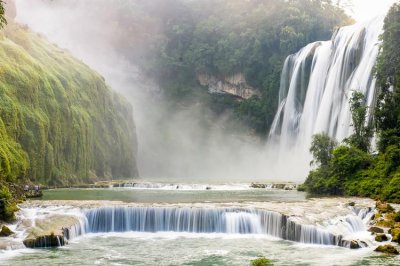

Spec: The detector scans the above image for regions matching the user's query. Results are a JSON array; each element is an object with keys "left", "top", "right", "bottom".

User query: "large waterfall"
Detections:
[{"left": 268, "top": 17, "right": 384, "bottom": 180}]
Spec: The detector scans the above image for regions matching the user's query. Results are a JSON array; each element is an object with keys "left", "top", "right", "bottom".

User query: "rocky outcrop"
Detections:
[
  {"left": 23, "top": 215, "right": 81, "bottom": 248},
  {"left": 197, "top": 72, "right": 260, "bottom": 100}
]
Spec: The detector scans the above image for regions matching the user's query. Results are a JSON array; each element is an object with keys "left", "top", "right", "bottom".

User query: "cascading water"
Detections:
[
  {"left": 268, "top": 17, "right": 384, "bottom": 180},
  {"left": 62, "top": 206, "right": 373, "bottom": 248}
]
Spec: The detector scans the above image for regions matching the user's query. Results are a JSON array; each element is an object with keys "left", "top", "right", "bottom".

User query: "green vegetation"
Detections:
[
  {"left": 143, "top": 0, "right": 351, "bottom": 134},
  {"left": 302, "top": 2, "right": 400, "bottom": 203},
  {"left": 250, "top": 257, "right": 273, "bottom": 266},
  {"left": 0, "top": 1, "right": 6, "bottom": 28},
  {"left": 0, "top": 20, "right": 138, "bottom": 220}
]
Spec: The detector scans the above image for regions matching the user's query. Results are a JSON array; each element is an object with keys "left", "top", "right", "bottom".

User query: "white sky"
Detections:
[{"left": 348, "top": 0, "right": 398, "bottom": 21}]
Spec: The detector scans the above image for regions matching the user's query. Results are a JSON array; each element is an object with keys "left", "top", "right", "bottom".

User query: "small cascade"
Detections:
[
  {"left": 63, "top": 216, "right": 88, "bottom": 240},
  {"left": 81, "top": 207, "right": 350, "bottom": 247},
  {"left": 16, "top": 205, "right": 376, "bottom": 249},
  {"left": 225, "top": 212, "right": 262, "bottom": 234}
]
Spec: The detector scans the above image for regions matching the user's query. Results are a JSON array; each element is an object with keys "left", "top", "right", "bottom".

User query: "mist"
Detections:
[{"left": 14, "top": 0, "right": 304, "bottom": 183}]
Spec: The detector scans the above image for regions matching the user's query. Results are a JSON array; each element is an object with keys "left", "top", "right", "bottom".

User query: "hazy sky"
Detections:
[{"left": 350, "top": 0, "right": 397, "bottom": 21}]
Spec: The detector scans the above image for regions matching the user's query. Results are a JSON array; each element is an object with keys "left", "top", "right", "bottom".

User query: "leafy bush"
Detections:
[{"left": 251, "top": 257, "right": 273, "bottom": 266}]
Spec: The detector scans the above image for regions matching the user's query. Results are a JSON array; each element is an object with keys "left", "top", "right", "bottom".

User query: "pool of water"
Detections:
[
  {"left": 2, "top": 232, "right": 398, "bottom": 266},
  {"left": 38, "top": 188, "right": 307, "bottom": 203}
]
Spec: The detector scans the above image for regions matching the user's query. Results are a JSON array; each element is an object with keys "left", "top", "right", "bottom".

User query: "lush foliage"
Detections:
[
  {"left": 309, "top": 133, "right": 337, "bottom": 166},
  {"left": 375, "top": 2, "right": 400, "bottom": 153},
  {"left": 0, "top": 23, "right": 138, "bottom": 189},
  {"left": 345, "top": 91, "right": 372, "bottom": 151},
  {"left": 0, "top": 1, "right": 6, "bottom": 29}
]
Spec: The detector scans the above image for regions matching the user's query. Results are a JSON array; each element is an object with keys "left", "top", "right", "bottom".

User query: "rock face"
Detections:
[
  {"left": 0, "top": 225, "right": 14, "bottom": 237},
  {"left": 197, "top": 72, "right": 260, "bottom": 100},
  {"left": 375, "top": 244, "right": 399, "bottom": 255},
  {"left": 23, "top": 215, "right": 80, "bottom": 248}
]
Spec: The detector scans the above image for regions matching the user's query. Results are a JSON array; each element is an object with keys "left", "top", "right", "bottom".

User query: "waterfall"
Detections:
[
  {"left": 60, "top": 206, "right": 373, "bottom": 247},
  {"left": 268, "top": 17, "right": 384, "bottom": 180}
]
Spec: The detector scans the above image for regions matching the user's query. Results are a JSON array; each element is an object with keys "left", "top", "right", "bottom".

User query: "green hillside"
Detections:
[{"left": 0, "top": 22, "right": 138, "bottom": 190}]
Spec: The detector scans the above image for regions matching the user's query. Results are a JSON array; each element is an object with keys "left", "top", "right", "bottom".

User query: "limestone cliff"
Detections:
[{"left": 197, "top": 73, "right": 260, "bottom": 100}]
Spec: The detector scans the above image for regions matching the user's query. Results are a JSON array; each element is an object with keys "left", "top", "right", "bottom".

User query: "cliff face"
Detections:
[
  {"left": 0, "top": 22, "right": 138, "bottom": 185},
  {"left": 197, "top": 73, "right": 260, "bottom": 100}
]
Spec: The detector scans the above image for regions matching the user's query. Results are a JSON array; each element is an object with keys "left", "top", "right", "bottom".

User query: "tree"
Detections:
[
  {"left": 309, "top": 133, "right": 337, "bottom": 166},
  {"left": 375, "top": 3, "right": 400, "bottom": 152},
  {"left": 0, "top": 0, "right": 6, "bottom": 29},
  {"left": 346, "top": 91, "right": 372, "bottom": 152}
]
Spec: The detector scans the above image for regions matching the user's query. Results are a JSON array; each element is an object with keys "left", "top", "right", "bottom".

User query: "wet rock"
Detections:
[
  {"left": 350, "top": 240, "right": 361, "bottom": 249},
  {"left": 376, "top": 201, "right": 394, "bottom": 213},
  {"left": 374, "top": 244, "right": 399, "bottom": 255},
  {"left": 347, "top": 202, "right": 356, "bottom": 207},
  {"left": 369, "top": 226, "right": 384, "bottom": 234},
  {"left": 251, "top": 183, "right": 266, "bottom": 189},
  {"left": 0, "top": 225, "right": 14, "bottom": 237},
  {"left": 23, "top": 232, "right": 66, "bottom": 248},
  {"left": 375, "top": 233, "right": 389, "bottom": 242}
]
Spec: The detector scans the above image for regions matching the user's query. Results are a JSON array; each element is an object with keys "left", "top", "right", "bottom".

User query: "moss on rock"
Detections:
[
  {"left": 390, "top": 227, "right": 400, "bottom": 243},
  {"left": 0, "top": 225, "right": 14, "bottom": 236},
  {"left": 375, "top": 233, "right": 389, "bottom": 242},
  {"left": 375, "top": 244, "right": 399, "bottom": 255}
]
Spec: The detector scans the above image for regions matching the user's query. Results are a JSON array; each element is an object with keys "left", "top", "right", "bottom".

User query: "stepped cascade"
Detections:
[
  {"left": 60, "top": 206, "right": 373, "bottom": 248},
  {"left": 268, "top": 17, "right": 384, "bottom": 178}
]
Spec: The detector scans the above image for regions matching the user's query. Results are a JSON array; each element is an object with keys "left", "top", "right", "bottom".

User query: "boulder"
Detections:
[
  {"left": 23, "top": 214, "right": 80, "bottom": 249},
  {"left": 350, "top": 240, "right": 361, "bottom": 249},
  {"left": 0, "top": 225, "right": 14, "bottom": 237},
  {"left": 369, "top": 226, "right": 384, "bottom": 234},
  {"left": 375, "top": 233, "right": 389, "bottom": 242},
  {"left": 375, "top": 244, "right": 399, "bottom": 255}
]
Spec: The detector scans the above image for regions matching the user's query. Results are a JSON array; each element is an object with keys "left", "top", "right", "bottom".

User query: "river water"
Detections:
[{"left": 1, "top": 186, "right": 399, "bottom": 266}]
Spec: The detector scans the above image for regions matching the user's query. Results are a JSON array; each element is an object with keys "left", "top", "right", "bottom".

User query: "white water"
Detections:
[
  {"left": 268, "top": 17, "right": 384, "bottom": 180},
  {"left": 2, "top": 198, "right": 395, "bottom": 265},
  {"left": 62, "top": 206, "right": 375, "bottom": 248}
]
